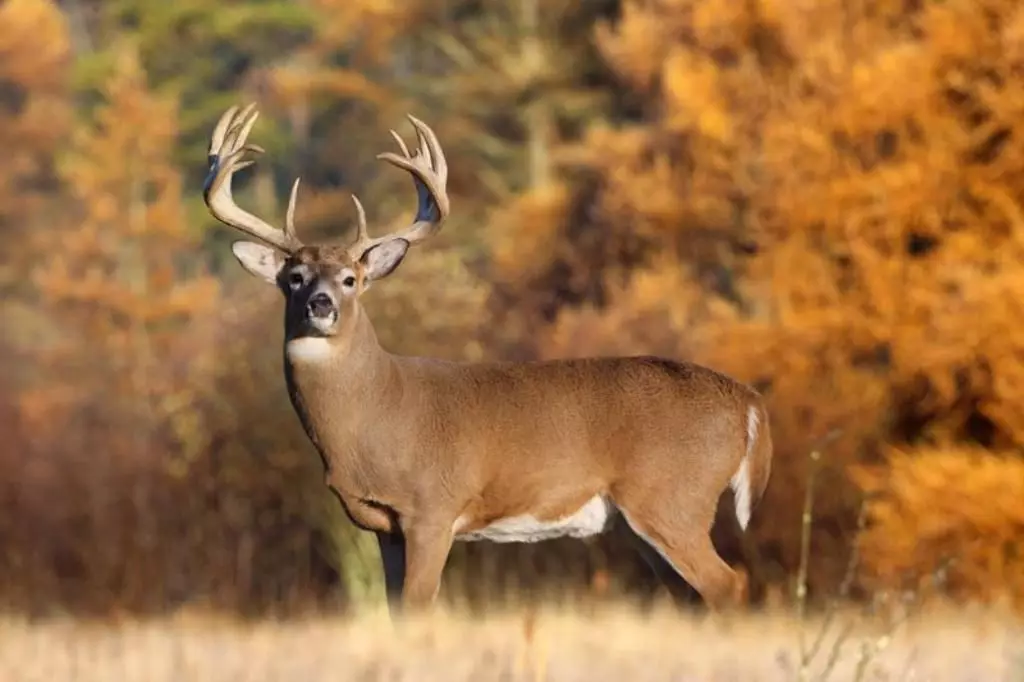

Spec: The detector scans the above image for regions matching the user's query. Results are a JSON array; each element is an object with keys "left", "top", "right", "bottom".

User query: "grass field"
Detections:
[{"left": 1, "top": 603, "right": 1020, "bottom": 682}]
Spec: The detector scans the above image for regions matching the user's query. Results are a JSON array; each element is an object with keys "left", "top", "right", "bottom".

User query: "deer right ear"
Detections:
[
  {"left": 360, "top": 238, "right": 410, "bottom": 282},
  {"left": 231, "top": 241, "right": 286, "bottom": 284}
]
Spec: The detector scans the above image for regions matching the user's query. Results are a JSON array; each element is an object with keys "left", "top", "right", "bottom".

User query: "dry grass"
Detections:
[{"left": 1, "top": 603, "right": 1020, "bottom": 682}]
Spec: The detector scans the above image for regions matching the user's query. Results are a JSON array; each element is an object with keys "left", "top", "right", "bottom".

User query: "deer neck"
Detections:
[{"left": 282, "top": 303, "right": 400, "bottom": 451}]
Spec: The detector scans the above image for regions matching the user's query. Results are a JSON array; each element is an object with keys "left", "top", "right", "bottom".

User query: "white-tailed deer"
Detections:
[{"left": 203, "top": 104, "right": 773, "bottom": 614}]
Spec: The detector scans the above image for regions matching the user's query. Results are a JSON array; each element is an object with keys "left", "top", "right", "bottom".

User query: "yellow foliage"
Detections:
[
  {"left": 33, "top": 46, "right": 219, "bottom": 407},
  {"left": 490, "top": 0, "right": 1024, "bottom": 601},
  {"left": 543, "top": 262, "right": 708, "bottom": 361},
  {"left": 662, "top": 48, "right": 734, "bottom": 144},
  {"left": 490, "top": 183, "right": 572, "bottom": 282},
  {"left": 0, "top": 0, "right": 71, "bottom": 291},
  {"left": 8, "top": 0, "right": 1024, "bottom": 616},
  {"left": 305, "top": 0, "right": 413, "bottom": 62},
  {"left": 0, "top": 44, "right": 352, "bottom": 614},
  {"left": 265, "top": 0, "right": 414, "bottom": 115},
  {"left": 852, "top": 447, "right": 1024, "bottom": 609},
  {"left": 364, "top": 242, "right": 490, "bottom": 362}
]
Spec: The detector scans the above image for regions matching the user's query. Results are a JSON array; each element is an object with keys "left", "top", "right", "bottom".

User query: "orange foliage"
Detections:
[
  {"left": 490, "top": 0, "right": 1024, "bottom": 604},
  {"left": 853, "top": 447, "right": 1024, "bottom": 610},
  {"left": 0, "top": 0, "right": 71, "bottom": 290},
  {"left": 0, "top": 45, "right": 348, "bottom": 615},
  {"left": 4, "top": 0, "right": 1023, "bottom": 616},
  {"left": 30, "top": 46, "right": 219, "bottom": 457}
]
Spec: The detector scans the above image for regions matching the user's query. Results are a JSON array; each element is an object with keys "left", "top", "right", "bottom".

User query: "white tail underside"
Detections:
[{"left": 729, "top": 405, "right": 758, "bottom": 530}]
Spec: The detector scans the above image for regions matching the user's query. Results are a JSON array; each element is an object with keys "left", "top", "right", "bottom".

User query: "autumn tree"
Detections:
[
  {"left": 853, "top": 447, "right": 1024, "bottom": 610},
  {"left": 0, "top": 0, "right": 75, "bottom": 613},
  {"left": 17, "top": 0, "right": 1024, "bottom": 615},
  {"left": 0, "top": 46, "right": 340, "bottom": 614},
  {"left": 4, "top": 46, "right": 216, "bottom": 609},
  {"left": 0, "top": 0, "right": 71, "bottom": 297},
  {"left": 31, "top": 44, "right": 215, "bottom": 440},
  {"left": 0, "top": 0, "right": 647, "bottom": 616},
  {"left": 486, "top": 0, "right": 1024, "bottom": 606}
]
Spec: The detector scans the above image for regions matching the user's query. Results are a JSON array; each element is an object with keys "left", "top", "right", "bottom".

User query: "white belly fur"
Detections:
[{"left": 453, "top": 495, "right": 614, "bottom": 543}]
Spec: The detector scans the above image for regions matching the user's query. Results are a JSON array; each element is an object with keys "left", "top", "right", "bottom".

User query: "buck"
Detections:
[{"left": 203, "top": 103, "right": 773, "bottom": 614}]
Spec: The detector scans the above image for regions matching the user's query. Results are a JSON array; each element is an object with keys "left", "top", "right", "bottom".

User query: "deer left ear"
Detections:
[
  {"left": 231, "top": 240, "right": 287, "bottom": 284},
  {"left": 360, "top": 238, "right": 410, "bottom": 282}
]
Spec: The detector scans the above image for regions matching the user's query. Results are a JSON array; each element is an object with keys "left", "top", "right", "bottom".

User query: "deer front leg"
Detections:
[
  {"left": 330, "top": 494, "right": 409, "bottom": 615},
  {"left": 398, "top": 520, "right": 454, "bottom": 611}
]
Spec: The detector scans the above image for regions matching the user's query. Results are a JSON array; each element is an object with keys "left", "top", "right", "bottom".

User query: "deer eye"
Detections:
[
  {"left": 288, "top": 271, "right": 305, "bottom": 290},
  {"left": 342, "top": 275, "right": 356, "bottom": 288}
]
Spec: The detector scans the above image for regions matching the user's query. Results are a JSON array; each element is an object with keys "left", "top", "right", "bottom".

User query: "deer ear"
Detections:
[
  {"left": 360, "top": 238, "right": 410, "bottom": 282},
  {"left": 231, "top": 241, "right": 286, "bottom": 284}
]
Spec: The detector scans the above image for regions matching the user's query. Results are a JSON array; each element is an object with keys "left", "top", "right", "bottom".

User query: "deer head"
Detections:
[{"left": 202, "top": 104, "right": 450, "bottom": 343}]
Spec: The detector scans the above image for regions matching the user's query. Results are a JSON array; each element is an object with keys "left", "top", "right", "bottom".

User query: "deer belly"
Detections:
[{"left": 453, "top": 495, "right": 614, "bottom": 543}]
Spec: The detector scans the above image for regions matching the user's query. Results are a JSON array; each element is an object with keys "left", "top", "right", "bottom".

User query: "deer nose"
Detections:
[{"left": 306, "top": 292, "right": 335, "bottom": 319}]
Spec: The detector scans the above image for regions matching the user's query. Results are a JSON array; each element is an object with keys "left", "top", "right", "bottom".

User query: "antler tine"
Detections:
[
  {"left": 412, "top": 114, "right": 448, "bottom": 183},
  {"left": 209, "top": 104, "right": 240, "bottom": 160},
  {"left": 388, "top": 129, "right": 411, "bottom": 159},
  {"left": 343, "top": 193, "right": 389, "bottom": 260},
  {"left": 203, "top": 104, "right": 303, "bottom": 254},
  {"left": 351, "top": 194, "right": 369, "bottom": 242},
  {"left": 285, "top": 178, "right": 301, "bottom": 241},
  {"left": 348, "top": 115, "right": 450, "bottom": 257}
]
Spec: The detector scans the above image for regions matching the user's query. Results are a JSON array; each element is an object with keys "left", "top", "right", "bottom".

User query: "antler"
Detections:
[
  {"left": 204, "top": 104, "right": 303, "bottom": 253},
  {"left": 346, "top": 115, "right": 450, "bottom": 257}
]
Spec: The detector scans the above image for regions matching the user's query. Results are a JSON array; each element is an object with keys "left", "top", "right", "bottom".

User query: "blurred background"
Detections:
[{"left": 1, "top": 0, "right": 1022, "bottom": 619}]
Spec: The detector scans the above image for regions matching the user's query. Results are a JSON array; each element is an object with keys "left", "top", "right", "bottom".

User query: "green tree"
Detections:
[{"left": 71, "top": 0, "right": 316, "bottom": 165}]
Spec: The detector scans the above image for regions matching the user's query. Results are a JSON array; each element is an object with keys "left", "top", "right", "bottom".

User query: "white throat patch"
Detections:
[{"left": 286, "top": 337, "right": 333, "bottom": 364}]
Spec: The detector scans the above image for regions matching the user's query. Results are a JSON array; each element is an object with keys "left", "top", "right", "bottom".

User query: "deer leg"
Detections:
[
  {"left": 398, "top": 521, "right": 454, "bottom": 611},
  {"left": 628, "top": 520, "right": 742, "bottom": 611},
  {"left": 375, "top": 531, "right": 406, "bottom": 614},
  {"left": 622, "top": 523, "right": 700, "bottom": 606},
  {"left": 616, "top": 500, "right": 743, "bottom": 612},
  {"left": 668, "top": 533, "right": 743, "bottom": 610}
]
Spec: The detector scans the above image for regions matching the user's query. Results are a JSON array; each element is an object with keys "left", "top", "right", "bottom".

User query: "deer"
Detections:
[{"left": 202, "top": 103, "right": 773, "bottom": 615}]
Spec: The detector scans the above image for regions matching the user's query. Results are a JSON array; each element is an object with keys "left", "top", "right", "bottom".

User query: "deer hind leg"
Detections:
[
  {"left": 615, "top": 496, "right": 744, "bottom": 611},
  {"left": 622, "top": 524, "right": 700, "bottom": 606}
]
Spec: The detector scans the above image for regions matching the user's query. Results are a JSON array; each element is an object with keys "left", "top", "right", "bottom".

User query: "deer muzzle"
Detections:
[{"left": 307, "top": 292, "right": 336, "bottom": 320}]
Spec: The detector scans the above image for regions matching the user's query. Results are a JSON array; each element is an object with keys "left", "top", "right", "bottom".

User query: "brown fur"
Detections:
[{"left": 278, "top": 248, "right": 772, "bottom": 612}]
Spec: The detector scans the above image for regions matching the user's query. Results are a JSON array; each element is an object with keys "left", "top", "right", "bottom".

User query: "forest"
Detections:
[{"left": 1, "top": 0, "right": 1023, "bottom": 620}]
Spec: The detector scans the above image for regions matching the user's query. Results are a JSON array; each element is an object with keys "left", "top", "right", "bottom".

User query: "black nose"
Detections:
[{"left": 306, "top": 293, "right": 335, "bottom": 319}]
